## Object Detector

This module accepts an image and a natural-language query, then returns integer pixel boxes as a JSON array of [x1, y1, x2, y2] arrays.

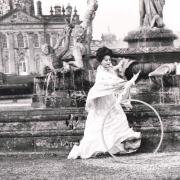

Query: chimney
[[66, 3, 72, 16], [24, 0, 35, 16], [15, 2, 21, 10], [62, 6, 65, 15], [50, 6, 53, 15], [37, 1, 42, 16], [9, 0, 13, 11], [54, 6, 61, 15]]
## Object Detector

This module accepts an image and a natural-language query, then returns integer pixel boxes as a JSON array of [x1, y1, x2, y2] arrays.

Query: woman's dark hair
[[96, 46, 113, 62]]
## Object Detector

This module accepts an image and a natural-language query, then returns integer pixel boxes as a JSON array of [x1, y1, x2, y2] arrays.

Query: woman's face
[[101, 55, 112, 69]]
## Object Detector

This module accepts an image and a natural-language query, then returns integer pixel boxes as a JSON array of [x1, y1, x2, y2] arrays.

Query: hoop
[[101, 99, 164, 161]]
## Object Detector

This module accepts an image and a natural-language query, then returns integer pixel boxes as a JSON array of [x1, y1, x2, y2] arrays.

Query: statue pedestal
[[124, 28, 177, 48], [111, 28, 180, 63]]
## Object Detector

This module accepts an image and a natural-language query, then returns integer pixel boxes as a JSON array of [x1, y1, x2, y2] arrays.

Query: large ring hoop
[[101, 99, 164, 160]]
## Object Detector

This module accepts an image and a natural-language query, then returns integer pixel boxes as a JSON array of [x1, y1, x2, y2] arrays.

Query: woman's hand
[[130, 70, 141, 85], [113, 59, 123, 71], [123, 70, 141, 90], [124, 101, 133, 111]]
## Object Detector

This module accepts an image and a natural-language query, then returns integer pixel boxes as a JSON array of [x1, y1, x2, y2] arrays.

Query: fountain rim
[[91, 46, 180, 58]]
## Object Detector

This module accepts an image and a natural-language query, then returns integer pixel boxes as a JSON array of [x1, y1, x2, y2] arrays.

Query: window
[[17, 33, 24, 48], [35, 54, 40, 73], [52, 36, 57, 47], [3, 55, 9, 73], [46, 33, 51, 45], [2, 34, 7, 48], [19, 57, 27, 75], [33, 34, 39, 48]]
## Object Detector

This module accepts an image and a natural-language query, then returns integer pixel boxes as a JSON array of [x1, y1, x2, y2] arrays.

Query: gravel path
[[0, 152, 180, 180]]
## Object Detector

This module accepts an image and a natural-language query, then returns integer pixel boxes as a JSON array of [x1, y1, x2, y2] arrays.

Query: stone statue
[[68, 0, 98, 69], [40, 24, 72, 75], [139, 0, 165, 28], [40, 0, 98, 73], [149, 64, 176, 76]]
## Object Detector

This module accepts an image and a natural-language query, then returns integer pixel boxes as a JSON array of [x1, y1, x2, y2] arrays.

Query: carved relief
[[16, 48, 26, 59], [0, 11, 41, 24]]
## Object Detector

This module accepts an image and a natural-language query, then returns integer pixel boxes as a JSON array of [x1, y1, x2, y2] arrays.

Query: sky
[[34, 0, 180, 40]]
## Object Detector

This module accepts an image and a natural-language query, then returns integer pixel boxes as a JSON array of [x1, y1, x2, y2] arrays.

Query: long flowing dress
[[68, 65, 141, 159]]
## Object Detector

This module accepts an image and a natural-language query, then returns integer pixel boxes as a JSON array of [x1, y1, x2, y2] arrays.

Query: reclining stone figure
[[40, 24, 72, 75]]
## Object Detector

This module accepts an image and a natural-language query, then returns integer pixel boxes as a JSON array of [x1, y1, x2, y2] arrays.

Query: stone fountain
[[115, 0, 180, 106], [32, 0, 98, 109], [1, 0, 180, 155], [109, 0, 180, 152]]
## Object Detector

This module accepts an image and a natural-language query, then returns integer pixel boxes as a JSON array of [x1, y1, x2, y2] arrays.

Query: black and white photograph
[[0, 0, 180, 179]]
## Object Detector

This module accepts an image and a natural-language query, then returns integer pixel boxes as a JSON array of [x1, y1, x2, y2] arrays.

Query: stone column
[[7, 32, 16, 74], [39, 31, 46, 45], [27, 32, 35, 74], [0, 51, 3, 72], [0, 33, 3, 72]]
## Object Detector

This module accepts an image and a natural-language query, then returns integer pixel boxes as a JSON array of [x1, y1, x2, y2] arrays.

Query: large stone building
[[0, 0, 80, 75]]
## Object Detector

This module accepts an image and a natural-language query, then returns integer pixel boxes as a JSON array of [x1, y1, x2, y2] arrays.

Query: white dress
[[68, 65, 141, 159]]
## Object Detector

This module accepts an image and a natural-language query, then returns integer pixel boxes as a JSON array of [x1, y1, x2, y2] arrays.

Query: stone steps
[[0, 130, 83, 138], [0, 151, 68, 159], [0, 94, 32, 100], [0, 105, 180, 153], [0, 107, 84, 152]]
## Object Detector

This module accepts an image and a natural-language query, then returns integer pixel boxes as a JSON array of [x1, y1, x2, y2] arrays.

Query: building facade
[[0, 0, 80, 75]]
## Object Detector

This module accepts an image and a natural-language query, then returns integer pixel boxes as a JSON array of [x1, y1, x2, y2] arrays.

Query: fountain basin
[[131, 78, 180, 105], [110, 47, 180, 63], [32, 69, 96, 108]]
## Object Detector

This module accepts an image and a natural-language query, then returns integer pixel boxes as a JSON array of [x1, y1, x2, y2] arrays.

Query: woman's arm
[[113, 61, 123, 71], [124, 70, 141, 89]]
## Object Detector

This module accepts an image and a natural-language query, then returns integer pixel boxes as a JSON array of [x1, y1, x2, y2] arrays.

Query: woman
[[68, 47, 141, 159]]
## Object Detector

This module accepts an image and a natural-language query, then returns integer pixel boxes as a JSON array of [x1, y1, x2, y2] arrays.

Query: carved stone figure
[[149, 63, 176, 76], [68, 0, 98, 69], [139, 0, 165, 28], [40, 25, 72, 75], [40, 0, 98, 73]]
